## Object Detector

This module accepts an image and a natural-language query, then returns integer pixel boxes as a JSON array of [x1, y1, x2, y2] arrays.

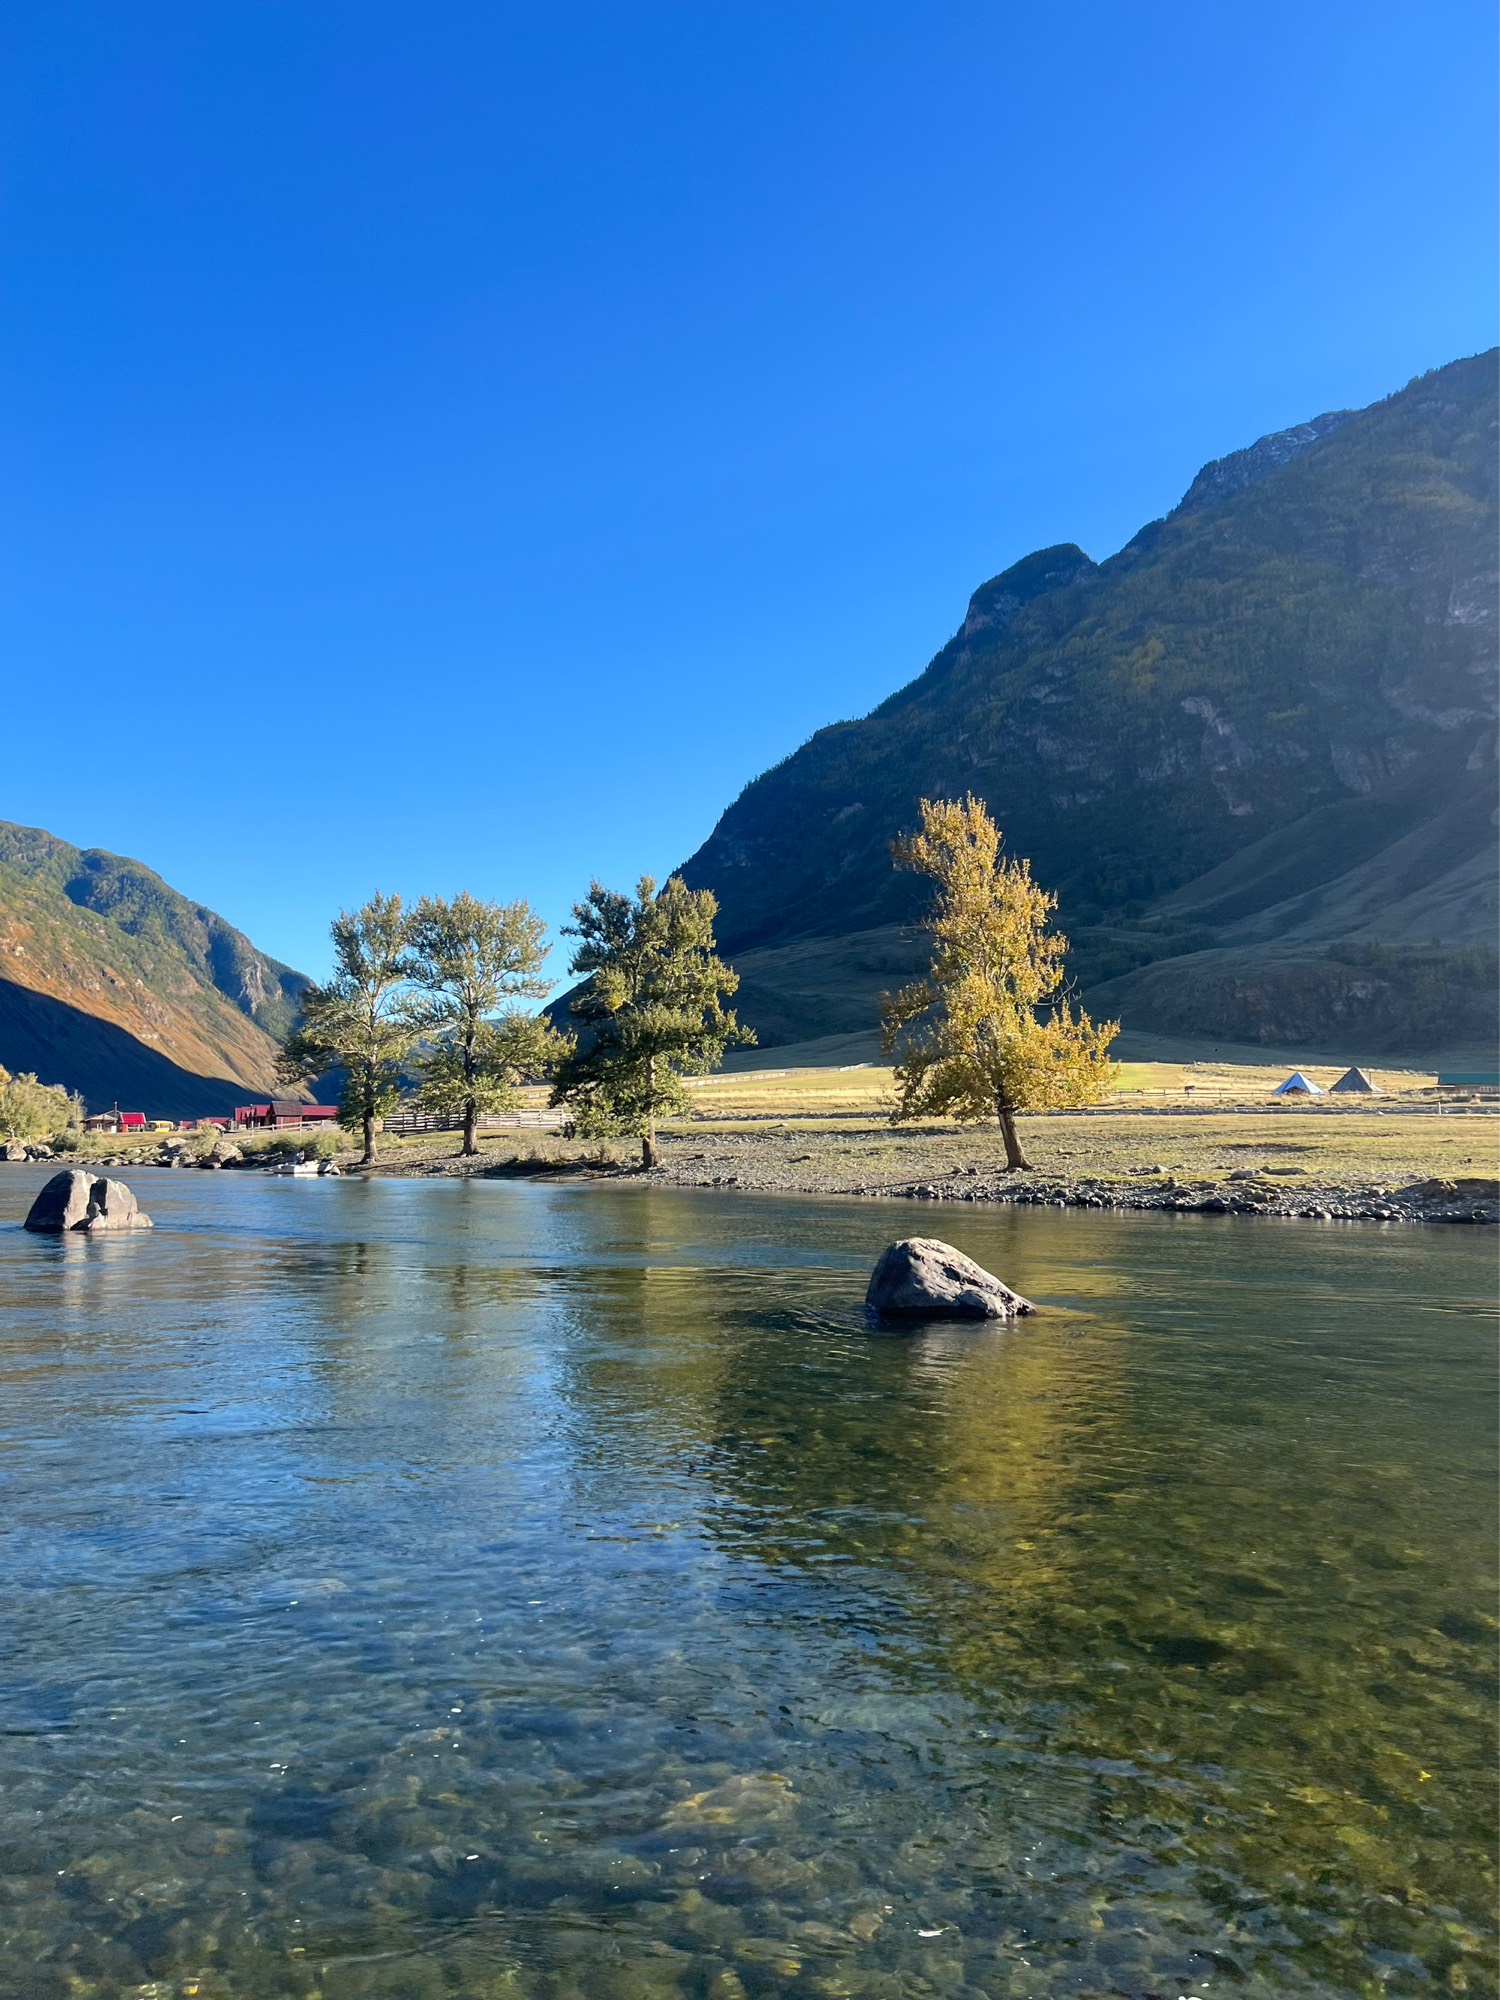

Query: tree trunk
[[460, 1021, 479, 1156], [997, 1103, 1031, 1171], [642, 1056, 659, 1170], [362, 1110, 376, 1165]]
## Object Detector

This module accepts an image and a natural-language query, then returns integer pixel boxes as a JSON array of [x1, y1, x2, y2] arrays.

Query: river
[[0, 1169, 1494, 1999]]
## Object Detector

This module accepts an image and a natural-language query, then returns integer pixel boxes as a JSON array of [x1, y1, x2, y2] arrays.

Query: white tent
[[1330, 1066, 1380, 1094], [1272, 1071, 1324, 1095]]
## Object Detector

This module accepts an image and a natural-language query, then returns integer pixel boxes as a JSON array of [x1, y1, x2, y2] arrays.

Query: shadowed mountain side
[[1084, 942, 1498, 1064], [716, 760, 1498, 1064], [677, 352, 1499, 1056], [723, 927, 926, 1047], [0, 978, 252, 1116], [1145, 753, 1498, 947]]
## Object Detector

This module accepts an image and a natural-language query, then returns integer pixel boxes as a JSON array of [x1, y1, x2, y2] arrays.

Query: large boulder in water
[[866, 1237, 1033, 1320], [24, 1169, 94, 1230], [24, 1170, 153, 1233], [83, 1177, 152, 1230]]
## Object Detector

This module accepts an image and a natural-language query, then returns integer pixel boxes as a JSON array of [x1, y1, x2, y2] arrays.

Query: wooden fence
[[383, 1107, 569, 1135]]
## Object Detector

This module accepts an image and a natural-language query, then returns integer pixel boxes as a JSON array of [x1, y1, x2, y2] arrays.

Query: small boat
[[270, 1159, 321, 1177]]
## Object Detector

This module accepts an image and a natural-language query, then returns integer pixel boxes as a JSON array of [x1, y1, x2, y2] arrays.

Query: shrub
[[0, 1068, 74, 1141]]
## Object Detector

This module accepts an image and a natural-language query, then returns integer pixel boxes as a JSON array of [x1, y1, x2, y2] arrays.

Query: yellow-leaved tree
[[881, 795, 1118, 1170]]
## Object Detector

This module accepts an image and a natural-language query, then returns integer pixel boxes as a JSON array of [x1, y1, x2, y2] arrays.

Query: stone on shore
[[24, 1170, 153, 1233], [865, 1237, 1034, 1320]]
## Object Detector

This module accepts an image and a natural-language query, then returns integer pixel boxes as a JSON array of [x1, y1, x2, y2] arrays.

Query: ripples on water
[[0, 1170, 1493, 1999]]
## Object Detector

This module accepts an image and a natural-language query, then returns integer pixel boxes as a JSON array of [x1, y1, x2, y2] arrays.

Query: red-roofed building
[[83, 1107, 149, 1134], [235, 1102, 337, 1130]]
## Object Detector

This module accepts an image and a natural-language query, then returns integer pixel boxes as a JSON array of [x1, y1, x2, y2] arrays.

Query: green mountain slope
[[0, 821, 310, 1112], [680, 352, 1498, 1060]]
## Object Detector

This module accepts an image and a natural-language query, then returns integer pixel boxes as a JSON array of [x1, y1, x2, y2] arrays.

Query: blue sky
[[2, 0, 1494, 981]]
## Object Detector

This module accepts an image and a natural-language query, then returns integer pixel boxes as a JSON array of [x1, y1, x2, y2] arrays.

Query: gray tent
[[1330, 1066, 1380, 1094], [1272, 1071, 1323, 1095]]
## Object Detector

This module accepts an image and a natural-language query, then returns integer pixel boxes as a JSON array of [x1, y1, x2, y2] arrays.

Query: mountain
[[0, 821, 310, 1114], [680, 352, 1499, 1063]]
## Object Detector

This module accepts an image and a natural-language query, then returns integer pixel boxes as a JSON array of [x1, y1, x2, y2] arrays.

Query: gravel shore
[[644, 1137, 1499, 1223], [40, 1112, 1500, 1224], [363, 1133, 1499, 1223]]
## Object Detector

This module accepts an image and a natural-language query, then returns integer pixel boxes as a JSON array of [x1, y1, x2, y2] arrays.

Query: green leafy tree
[[0, 1066, 73, 1141], [550, 874, 751, 1169], [881, 796, 1118, 1171], [409, 892, 563, 1156], [279, 892, 419, 1164]]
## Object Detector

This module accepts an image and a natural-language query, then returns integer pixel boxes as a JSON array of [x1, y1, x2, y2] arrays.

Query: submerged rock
[[865, 1237, 1034, 1320], [662, 1773, 796, 1830], [24, 1170, 153, 1233]]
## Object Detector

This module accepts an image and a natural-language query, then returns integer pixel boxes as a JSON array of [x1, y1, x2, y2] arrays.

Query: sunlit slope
[[681, 353, 1498, 1056], [0, 821, 308, 1107]]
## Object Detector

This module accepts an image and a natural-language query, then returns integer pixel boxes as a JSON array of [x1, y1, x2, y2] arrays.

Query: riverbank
[[241, 1109, 1496, 1223], [33, 1078, 1499, 1224], [642, 1108, 1500, 1220]]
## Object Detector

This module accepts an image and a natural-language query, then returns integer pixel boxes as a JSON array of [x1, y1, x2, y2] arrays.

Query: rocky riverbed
[[29, 1116, 1500, 1223], [630, 1120, 1500, 1222], [379, 1142, 1498, 1223], [646, 1147, 1499, 1222], [846, 1167, 1499, 1223]]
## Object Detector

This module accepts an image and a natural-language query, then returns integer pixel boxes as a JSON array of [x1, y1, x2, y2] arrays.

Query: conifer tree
[[279, 892, 419, 1164], [550, 874, 750, 1169], [409, 892, 563, 1156], [881, 796, 1117, 1170]]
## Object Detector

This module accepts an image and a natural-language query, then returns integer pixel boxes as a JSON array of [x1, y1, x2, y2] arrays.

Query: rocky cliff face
[[0, 821, 309, 1109], [1173, 409, 1354, 514], [680, 352, 1498, 1057]]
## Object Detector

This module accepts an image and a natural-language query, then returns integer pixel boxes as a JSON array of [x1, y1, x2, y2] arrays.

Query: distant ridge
[[1173, 408, 1354, 514], [0, 820, 309, 1111], [679, 352, 1499, 1060]]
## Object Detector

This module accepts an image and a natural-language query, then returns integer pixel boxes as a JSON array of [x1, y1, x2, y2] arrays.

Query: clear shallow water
[[0, 1171, 1493, 2000]]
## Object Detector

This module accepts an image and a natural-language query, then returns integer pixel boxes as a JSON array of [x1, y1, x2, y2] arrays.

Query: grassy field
[[679, 1057, 1443, 1120], [760, 1109, 1498, 1189], [342, 1091, 1498, 1196], [51, 1063, 1497, 1198], [660, 1061, 1496, 1194]]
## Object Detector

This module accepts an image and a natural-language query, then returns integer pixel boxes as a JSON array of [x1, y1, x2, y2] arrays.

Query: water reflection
[[0, 1169, 1492, 1999]]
